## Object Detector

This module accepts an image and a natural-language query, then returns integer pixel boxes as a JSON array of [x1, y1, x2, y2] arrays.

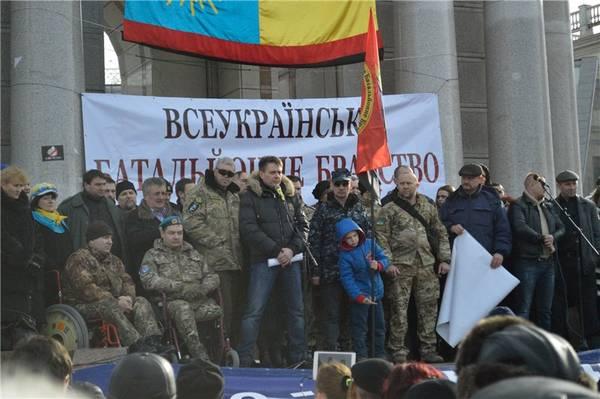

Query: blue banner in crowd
[[74, 355, 600, 399]]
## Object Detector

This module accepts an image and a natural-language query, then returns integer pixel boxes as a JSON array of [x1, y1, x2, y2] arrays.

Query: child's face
[[344, 231, 360, 247]]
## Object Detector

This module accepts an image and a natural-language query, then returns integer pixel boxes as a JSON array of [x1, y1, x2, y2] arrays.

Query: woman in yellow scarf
[[31, 183, 73, 305]]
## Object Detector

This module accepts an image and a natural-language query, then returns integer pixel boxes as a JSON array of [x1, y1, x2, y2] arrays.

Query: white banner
[[82, 93, 445, 201]]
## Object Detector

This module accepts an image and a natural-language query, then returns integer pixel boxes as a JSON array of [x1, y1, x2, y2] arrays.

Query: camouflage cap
[[555, 170, 579, 183], [459, 164, 484, 177], [332, 168, 351, 183], [159, 216, 182, 230]]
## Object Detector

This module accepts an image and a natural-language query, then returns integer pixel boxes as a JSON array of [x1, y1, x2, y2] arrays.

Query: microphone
[[533, 174, 549, 187]]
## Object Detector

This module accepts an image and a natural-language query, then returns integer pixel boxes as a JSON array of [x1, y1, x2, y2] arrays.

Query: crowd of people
[[1, 156, 600, 369]]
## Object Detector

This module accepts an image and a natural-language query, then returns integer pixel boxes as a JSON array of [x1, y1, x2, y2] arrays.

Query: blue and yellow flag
[[124, 0, 381, 67]]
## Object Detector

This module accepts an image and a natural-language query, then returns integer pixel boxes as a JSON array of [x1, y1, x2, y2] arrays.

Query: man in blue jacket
[[440, 164, 512, 268]]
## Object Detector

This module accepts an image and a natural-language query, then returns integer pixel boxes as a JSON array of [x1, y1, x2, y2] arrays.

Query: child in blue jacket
[[336, 218, 389, 360]]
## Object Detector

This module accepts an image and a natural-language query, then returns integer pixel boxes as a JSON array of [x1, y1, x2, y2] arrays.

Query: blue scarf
[[33, 210, 68, 234]]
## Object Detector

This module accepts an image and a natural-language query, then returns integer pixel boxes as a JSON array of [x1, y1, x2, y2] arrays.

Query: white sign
[[82, 93, 445, 200], [437, 231, 520, 347]]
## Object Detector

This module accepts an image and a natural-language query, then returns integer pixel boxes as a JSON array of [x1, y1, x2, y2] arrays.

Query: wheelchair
[[42, 270, 121, 352], [158, 290, 240, 367]]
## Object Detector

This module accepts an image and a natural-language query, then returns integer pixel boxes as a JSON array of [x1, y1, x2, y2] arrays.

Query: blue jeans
[[512, 258, 555, 330], [238, 261, 305, 364], [350, 300, 386, 359]]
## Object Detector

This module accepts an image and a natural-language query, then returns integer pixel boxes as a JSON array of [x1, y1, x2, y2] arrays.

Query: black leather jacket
[[508, 193, 565, 259]]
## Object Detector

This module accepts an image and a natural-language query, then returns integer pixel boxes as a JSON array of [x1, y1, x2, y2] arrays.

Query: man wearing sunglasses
[[308, 167, 371, 352], [183, 157, 243, 347]]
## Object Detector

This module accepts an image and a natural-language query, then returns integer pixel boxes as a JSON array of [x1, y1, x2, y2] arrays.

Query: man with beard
[[377, 166, 450, 363]]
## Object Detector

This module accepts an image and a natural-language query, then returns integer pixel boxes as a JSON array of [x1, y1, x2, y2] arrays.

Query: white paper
[[267, 253, 304, 267], [436, 231, 519, 347]]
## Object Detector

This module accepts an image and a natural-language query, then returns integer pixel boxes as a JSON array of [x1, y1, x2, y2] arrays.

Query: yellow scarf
[[275, 186, 286, 202], [36, 208, 68, 224]]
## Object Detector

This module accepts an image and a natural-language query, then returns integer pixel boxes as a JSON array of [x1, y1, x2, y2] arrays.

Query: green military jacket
[[376, 193, 451, 267], [139, 239, 220, 303], [63, 247, 135, 304], [183, 173, 242, 272]]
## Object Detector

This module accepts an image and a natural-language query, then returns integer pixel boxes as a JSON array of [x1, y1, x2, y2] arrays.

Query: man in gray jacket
[[58, 169, 125, 261]]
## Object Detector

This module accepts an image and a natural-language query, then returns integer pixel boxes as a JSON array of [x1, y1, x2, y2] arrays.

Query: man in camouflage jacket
[[63, 221, 161, 346], [377, 166, 451, 363], [183, 158, 242, 344], [140, 216, 221, 360], [308, 168, 371, 351]]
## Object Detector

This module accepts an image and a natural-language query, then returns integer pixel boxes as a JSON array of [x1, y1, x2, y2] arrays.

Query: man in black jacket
[[237, 156, 308, 367], [552, 170, 600, 344], [508, 173, 564, 330]]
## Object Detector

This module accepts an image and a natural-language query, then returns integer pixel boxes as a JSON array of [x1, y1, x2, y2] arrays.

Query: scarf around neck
[[33, 209, 68, 234]]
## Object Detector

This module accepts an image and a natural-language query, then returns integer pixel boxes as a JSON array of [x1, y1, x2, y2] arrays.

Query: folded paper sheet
[[436, 231, 519, 347]]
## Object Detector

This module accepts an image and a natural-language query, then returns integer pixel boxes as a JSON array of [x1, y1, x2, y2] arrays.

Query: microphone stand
[[541, 181, 599, 350]]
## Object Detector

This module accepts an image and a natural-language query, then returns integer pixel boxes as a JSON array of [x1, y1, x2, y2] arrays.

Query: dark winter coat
[[336, 218, 388, 302], [508, 194, 565, 260], [1, 190, 44, 325], [58, 192, 126, 260], [32, 211, 73, 272], [309, 192, 371, 284], [239, 173, 307, 265], [440, 185, 512, 257], [555, 195, 600, 275]]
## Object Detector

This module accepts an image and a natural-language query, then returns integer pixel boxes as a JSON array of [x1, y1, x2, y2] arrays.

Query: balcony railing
[[571, 4, 600, 40]]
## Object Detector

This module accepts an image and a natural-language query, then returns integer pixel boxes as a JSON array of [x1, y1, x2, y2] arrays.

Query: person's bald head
[[524, 173, 544, 200], [393, 166, 419, 202]]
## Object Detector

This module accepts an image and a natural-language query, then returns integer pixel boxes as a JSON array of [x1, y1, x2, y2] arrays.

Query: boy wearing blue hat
[[336, 218, 389, 360]]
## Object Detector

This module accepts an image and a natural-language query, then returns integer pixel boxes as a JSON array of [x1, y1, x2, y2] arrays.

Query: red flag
[[356, 9, 392, 174]]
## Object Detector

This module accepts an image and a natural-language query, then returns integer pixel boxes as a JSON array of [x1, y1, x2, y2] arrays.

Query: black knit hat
[[176, 358, 224, 399], [116, 180, 136, 198], [86, 221, 113, 243], [351, 358, 393, 395], [312, 180, 330, 201]]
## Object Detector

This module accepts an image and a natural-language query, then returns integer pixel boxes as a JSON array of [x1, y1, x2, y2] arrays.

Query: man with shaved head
[[377, 166, 451, 363], [508, 173, 564, 330]]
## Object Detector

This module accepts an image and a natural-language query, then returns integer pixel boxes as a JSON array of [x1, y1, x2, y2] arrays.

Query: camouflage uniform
[[140, 238, 221, 359], [183, 172, 241, 342], [63, 248, 161, 346], [376, 193, 451, 360]]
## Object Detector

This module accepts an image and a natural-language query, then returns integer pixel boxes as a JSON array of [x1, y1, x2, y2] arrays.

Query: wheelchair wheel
[[224, 348, 240, 368], [44, 304, 89, 352]]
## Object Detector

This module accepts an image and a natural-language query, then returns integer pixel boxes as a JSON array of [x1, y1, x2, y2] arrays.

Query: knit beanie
[[351, 358, 393, 395], [86, 221, 113, 243], [116, 180, 136, 198]]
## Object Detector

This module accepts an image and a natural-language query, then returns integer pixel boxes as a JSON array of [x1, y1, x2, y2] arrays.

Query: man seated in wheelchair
[[63, 221, 162, 347], [140, 216, 222, 360]]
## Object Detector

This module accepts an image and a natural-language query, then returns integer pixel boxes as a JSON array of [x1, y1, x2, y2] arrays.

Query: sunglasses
[[334, 180, 350, 187], [217, 169, 235, 178]]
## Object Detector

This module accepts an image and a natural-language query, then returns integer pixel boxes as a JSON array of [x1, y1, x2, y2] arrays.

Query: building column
[[393, 1, 463, 186], [82, 0, 105, 93], [485, 1, 555, 196], [10, 1, 85, 195], [544, 0, 582, 179]]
